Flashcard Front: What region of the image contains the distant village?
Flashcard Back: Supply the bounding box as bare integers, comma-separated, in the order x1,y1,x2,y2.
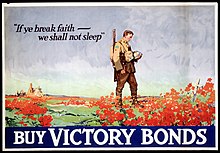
16,83,44,97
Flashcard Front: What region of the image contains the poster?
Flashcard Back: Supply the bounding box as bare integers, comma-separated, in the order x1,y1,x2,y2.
2,2,218,151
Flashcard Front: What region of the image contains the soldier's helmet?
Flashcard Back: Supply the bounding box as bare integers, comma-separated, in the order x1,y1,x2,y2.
133,51,143,60
125,51,143,62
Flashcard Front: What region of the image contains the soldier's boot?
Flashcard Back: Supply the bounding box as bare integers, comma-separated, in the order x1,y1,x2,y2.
132,96,144,108
132,96,138,105
116,92,123,108
117,98,123,107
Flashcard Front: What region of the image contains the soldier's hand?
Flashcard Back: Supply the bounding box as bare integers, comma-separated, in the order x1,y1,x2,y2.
121,69,126,74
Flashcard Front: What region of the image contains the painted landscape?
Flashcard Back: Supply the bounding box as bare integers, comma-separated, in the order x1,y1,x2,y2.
5,78,215,127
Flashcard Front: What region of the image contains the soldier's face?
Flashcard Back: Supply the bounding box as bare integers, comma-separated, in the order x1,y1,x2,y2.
125,34,133,42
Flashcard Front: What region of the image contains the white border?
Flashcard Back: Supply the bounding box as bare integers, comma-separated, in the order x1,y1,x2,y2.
214,1,218,150
2,2,218,151
2,2,6,151
1,147,219,151
2,2,218,7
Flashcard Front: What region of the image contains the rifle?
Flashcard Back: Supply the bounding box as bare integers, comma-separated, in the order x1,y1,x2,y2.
112,29,117,82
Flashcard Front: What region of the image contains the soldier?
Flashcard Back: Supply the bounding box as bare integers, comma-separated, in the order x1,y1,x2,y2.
112,29,141,107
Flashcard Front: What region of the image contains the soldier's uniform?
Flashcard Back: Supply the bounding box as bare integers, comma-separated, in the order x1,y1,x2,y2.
112,38,138,106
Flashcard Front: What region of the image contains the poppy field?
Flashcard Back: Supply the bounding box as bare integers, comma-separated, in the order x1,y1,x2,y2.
5,78,216,127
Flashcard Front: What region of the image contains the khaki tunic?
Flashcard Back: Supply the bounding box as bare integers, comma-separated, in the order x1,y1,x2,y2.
112,38,136,73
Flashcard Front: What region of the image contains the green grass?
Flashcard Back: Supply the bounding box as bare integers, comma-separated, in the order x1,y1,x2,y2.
5,97,101,127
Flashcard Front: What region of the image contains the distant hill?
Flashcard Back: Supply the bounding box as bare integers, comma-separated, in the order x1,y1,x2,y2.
44,93,80,98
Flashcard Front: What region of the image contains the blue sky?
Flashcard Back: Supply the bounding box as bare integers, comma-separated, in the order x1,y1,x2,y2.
3,3,217,98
